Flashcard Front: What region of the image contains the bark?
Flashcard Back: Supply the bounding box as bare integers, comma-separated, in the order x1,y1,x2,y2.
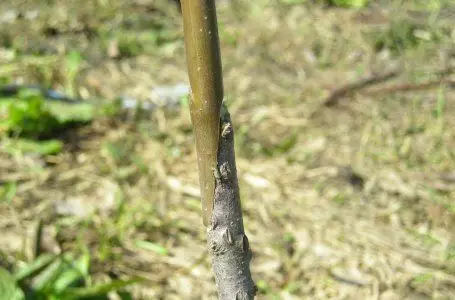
207,106,256,300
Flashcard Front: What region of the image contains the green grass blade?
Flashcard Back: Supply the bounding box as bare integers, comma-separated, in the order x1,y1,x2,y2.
58,278,141,298
0,267,25,300
46,102,95,123
29,256,64,292
135,240,168,256
53,253,91,293
2,139,63,155
0,182,17,204
14,254,57,282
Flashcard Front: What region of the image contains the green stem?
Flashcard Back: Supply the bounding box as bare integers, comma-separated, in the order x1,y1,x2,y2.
181,0,224,226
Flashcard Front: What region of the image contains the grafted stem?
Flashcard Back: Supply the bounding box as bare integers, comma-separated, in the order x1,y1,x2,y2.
181,1,256,299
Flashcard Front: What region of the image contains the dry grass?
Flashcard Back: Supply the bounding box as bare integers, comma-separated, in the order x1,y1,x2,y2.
1,0,455,299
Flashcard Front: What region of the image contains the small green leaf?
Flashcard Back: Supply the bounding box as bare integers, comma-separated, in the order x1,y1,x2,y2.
14,253,57,282
47,102,95,123
65,51,83,77
53,253,91,293
52,270,83,294
262,132,298,156
0,267,24,300
6,93,62,138
101,99,122,117
255,279,271,294
280,0,306,4
413,272,433,284
18,88,42,101
75,251,90,278
3,139,63,155
58,278,140,298
283,233,295,243
30,256,64,291
179,94,189,108
0,182,17,204
276,132,298,154
330,0,369,8
135,240,168,256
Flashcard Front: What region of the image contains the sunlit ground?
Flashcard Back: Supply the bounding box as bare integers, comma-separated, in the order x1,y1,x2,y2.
1,0,454,299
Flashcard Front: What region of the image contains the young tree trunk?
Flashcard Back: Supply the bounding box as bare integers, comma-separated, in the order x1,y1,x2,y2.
180,1,256,299
208,107,256,299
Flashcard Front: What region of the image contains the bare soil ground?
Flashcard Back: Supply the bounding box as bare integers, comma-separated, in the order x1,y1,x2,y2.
1,0,455,299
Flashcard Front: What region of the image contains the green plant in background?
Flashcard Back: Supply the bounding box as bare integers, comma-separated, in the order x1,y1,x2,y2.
0,252,138,300
0,181,138,299
329,0,368,8
5,90,62,139
116,34,144,58
1,89,95,138
279,0,307,5
0,267,24,300
2,139,63,156
65,51,83,98
0,90,76,155
0,182,17,204
0,87,119,155
280,0,369,7
373,20,424,53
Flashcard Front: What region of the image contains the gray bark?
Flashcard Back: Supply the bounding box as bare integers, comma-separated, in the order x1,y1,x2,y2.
207,107,256,300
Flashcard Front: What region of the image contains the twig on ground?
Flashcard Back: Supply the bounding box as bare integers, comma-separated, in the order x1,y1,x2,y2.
323,70,400,107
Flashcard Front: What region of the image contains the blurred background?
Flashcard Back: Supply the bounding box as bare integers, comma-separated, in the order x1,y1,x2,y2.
1,0,454,299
